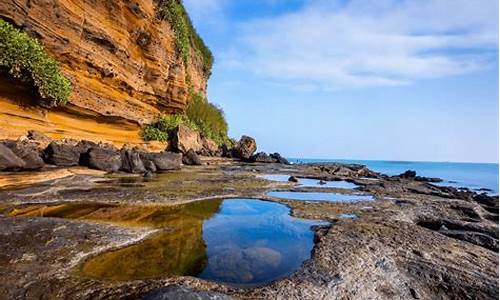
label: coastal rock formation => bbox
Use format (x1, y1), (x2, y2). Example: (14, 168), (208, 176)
(140, 151), (182, 171)
(182, 149), (202, 166)
(172, 125), (203, 154)
(0, 143), (25, 170)
(0, 0), (208, 144)
(232, 136), (257, 160)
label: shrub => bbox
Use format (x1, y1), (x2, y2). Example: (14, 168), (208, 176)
(141, 114), (198, 142)
(141, 92), (231, 146)
(0, 19), (71, 107)
(186, 91), (229, 145)
(158, 0), (213, 77)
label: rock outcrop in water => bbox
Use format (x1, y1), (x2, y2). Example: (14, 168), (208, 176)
(0, 0), (208, 145)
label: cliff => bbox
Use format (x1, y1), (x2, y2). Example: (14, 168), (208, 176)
(0, 0), (209, 145)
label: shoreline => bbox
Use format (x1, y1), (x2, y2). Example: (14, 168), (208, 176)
(0, 154), (498, 299)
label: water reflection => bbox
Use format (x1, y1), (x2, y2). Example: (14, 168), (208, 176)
(267, 191), (374, 202)
(10, 199), (323, 287)
(259, 174), (357, 189)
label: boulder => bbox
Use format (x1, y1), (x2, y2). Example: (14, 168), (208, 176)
(120, 149), (146, 173)
(270, 153), (290, 165)
(43, 140), (84, 166)
(201, 137), (220, 156)
(182, 149), (202, 166)
(251, 152), (276, 163)
(82, 147), (122, 172)
(288, 176), (299, 183)
(232, 136), (257, 160)
(0, 144), (25, 171)
(144, 160), (157, 173)
(172, 125), (202, 154)
(399, 170), (417, 179)
(140, 152), (182, 171)
(1, 140), (44, 170)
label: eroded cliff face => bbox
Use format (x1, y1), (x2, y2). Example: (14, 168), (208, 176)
(0, 0), (208, 145)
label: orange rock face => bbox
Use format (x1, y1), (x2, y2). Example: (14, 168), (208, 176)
(0, 0), (208, 143)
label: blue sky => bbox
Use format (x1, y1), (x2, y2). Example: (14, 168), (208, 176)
(184, 0), (499, 163)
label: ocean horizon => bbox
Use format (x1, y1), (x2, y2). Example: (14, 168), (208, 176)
(288, 158), (499, 195)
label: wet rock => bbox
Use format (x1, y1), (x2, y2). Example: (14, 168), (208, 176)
(251, 152), (276, 163)
(232, 136), (257, 160)
(319, 180), (327, 185)
(182, 149), (202, 166)
(120, 149), (146, 173)
(143, 171), (154, 179)
(1, 140), (44, 170)
(172, 125), (202, 154)
(82, 147), (122, 172)
(288, 176), (299, 183)
(140, 286), (233, 300)
(140, 152), (182, 171)
(270, 152), (290, 165)
(398, 170), (442, 182)
(0, 143), (25, 170)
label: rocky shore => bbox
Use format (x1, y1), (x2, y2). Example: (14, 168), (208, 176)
(0, 130), (288, 176)
(0, 134), (498, 300)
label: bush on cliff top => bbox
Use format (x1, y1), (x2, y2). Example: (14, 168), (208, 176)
(186, 91), (229, 145)
(0, 19), (71, 107)
(159, 0), (214, 78)
(141, 92), (231, 146)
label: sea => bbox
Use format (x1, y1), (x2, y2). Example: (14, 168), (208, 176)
(288, 158), (499, 195)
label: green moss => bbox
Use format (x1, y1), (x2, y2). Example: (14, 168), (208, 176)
(0, 19), (71, 106)
(159, 0), (213, 78)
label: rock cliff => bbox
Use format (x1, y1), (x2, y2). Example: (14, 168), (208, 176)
(0, 0), (208, 145)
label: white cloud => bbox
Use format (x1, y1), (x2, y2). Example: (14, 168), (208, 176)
(222, 0), (498, 90)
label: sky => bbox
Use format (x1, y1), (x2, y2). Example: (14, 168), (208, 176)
(184, 0), (499, 163)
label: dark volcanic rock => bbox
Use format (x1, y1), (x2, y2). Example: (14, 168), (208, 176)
(43, 140), (81, 166)
(143, 160), (157, 173)
(140, 152), (182, 171)
(0, 143), (25, 170)
(182, 149), (202, 166)
(399, 170), (417, 179)
(1, 140), (44, 170)
(270, 152), (290, 164)
(82, 147), (122, 172)
(251, 152), (276, 163)
(120, 149), (146, 173)
(398, 170), (442, 183)
(232, 136), (257, 160)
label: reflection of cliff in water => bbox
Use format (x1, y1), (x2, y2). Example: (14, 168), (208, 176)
(80, 199), (223, 280)
(9, 199), (223, 281)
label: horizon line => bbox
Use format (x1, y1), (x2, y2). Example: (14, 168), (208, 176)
(285, 157), (499, 165)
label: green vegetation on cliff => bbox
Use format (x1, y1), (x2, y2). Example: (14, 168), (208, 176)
(142, 92), (231, 146)
(0, 19), (71, 106)
(159, 0), (214, 77)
